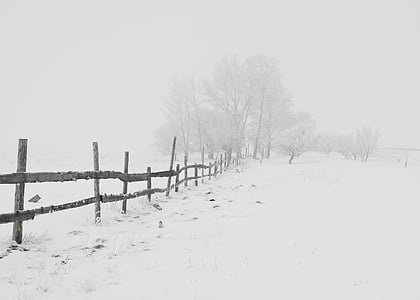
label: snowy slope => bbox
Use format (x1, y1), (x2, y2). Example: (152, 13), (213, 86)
(1, 153), (420, 299)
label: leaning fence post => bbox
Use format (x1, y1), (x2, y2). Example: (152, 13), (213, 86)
(194, 163), (198, 186)
(175, 164), (180, 192)
(214, 160), (218, 177)
(92, 142), (101, 224)
(166, 136), (177, 197)
(12, 138), (28, 244)
(184, 155), (188, 187)
(220, 154), (223, 174)
(122, 151), (129, 214)
(147, 166), (152, 202)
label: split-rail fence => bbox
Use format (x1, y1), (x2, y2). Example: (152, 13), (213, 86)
(0, 137), (246, 244)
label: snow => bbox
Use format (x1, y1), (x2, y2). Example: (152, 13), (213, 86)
(1, 151), (420, 299)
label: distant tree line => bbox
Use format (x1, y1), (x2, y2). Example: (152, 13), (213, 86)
(314, 127), (381, 162)
(154, 54), (381, 164)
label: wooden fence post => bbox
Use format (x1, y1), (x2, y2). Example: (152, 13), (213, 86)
(214, 160), (218, 177)
(194, 163), (198, 186)
(147, 166), (152, 202)
(201, 147), (205, 183)
(175, 164), (180, 192)
(122, 151), (129, 214)
(224, 152), (227, 169)
(184, 155), (188, 187)
(208, 163), (212, 180)
(220, 154), (223, 174)
(12, 138), (28, 244)
(92, 142), (101, 224)
(166, 136), (177, 197)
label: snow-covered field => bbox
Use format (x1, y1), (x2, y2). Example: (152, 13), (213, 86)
(1, 151), (420, 299)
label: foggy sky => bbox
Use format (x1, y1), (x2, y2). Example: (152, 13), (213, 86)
(1, 0), (419, 156)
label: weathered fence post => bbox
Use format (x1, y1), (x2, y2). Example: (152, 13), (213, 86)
(214, 160), (218, 177)
(184, 155), (188, 187)
(122, 151), (129, 214)
(224, 152), (227, 169)
(194, 163), (198, 186)
(166, 136), (177, 197)
(208, 163), (212, 180)
(201, 147), (205, 183)
(92, 142), (101, 224)
(220, 154), (223, 174)
(147, 166), (152, 202)
(12, 138), (28, 244)
(175, 164), (180, 192)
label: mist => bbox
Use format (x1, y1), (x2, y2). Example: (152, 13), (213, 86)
(1, 0), (419, 155)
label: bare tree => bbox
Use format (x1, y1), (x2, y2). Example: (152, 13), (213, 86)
(355, 127), (381, 162)
(200, 108), (230, 159)
(336, 134), (357, 159)
(154, 78), (195, 158)
(261, 85), (292, 158)
(242, 55), (281, 159)
(315, 133), (337, 155)
(203, 56), (253, 161)
(187, 77), (204, 152)
(170, 79), (192, 158)
(277, 113), (315, 164)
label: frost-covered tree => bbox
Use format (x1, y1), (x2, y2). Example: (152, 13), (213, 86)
(261, 88), (292, 159)
(335, 134), (357, 159)
(154, 78), (202, 159)
(242, 55), (282, 159)
(242, 55), (293, 159)
(315, 133), (337, 155)
(277, 113), (315, 164)
(200, 109), (230, 159)
(203, 56), (253, 160)
(355, 127), (381, 162)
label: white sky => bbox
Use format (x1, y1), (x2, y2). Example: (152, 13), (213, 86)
(1, 0), (419, 155)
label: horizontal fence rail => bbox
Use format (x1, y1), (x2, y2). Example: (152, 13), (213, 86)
(0, 187), (170, 224)
(0, 137), (249, 244)
(0, 165), (211, 185)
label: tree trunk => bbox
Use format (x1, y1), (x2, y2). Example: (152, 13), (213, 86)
(266, 141), (271, 159)
(227, 146), (233, 166)
(288, 154), (294, 164)
(252, 92), (266, 159)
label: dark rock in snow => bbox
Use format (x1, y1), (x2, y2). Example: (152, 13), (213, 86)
(153, 203), (162, 211)
(28, 194), (41, 203)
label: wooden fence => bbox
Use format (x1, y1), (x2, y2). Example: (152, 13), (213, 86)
(0, 138), (246, 244)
